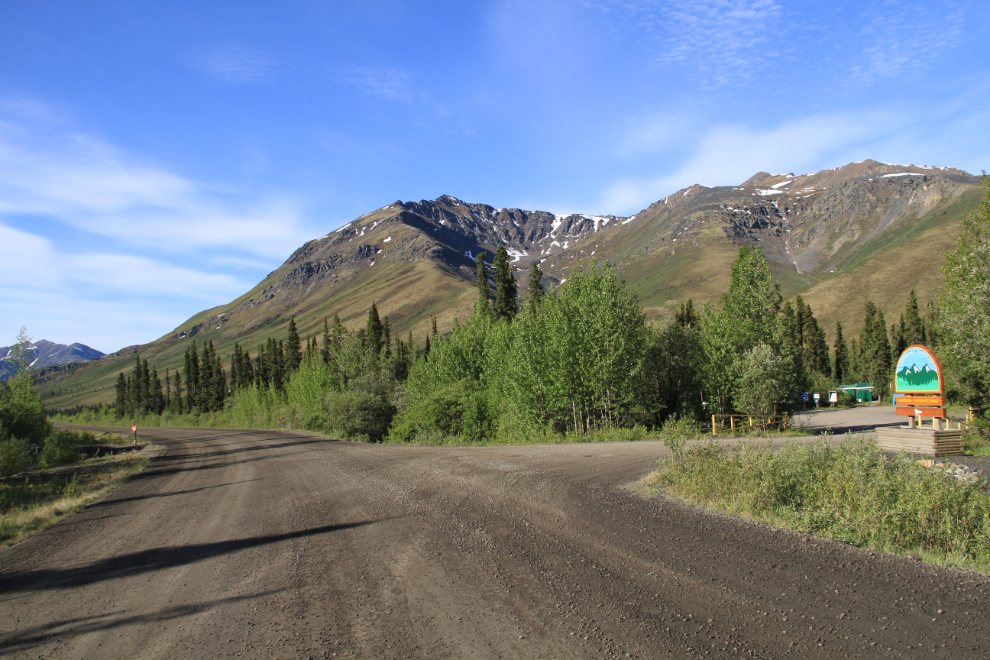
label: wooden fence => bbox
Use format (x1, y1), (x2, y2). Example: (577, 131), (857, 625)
(711, 414), (789, 435)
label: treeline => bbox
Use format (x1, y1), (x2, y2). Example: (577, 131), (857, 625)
(82, 243), (951, 443)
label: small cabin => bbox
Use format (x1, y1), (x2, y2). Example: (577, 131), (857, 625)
(839, 382), (873, 403)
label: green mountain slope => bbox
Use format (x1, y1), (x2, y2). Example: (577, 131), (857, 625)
(37, 161), (984, 409)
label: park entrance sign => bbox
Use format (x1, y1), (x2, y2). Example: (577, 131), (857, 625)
(876, 343), (964, 456)
(893, 344), (947, 422)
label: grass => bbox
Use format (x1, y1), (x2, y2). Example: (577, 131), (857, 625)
(643, 435), (990, 573)
(0, 447), (159, 546)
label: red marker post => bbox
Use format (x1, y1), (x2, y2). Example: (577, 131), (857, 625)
(132, 425), (138, 444)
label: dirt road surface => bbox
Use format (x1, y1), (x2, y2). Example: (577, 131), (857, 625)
(2, 427), (989, 659)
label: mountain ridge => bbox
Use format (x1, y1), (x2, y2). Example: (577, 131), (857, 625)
(34, 159), (984, 408)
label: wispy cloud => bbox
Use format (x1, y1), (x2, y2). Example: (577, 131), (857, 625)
(0, 100), (318, 351)
(600, 111), (903, 213)
(0, 111), (312, 260)
(347, 66), (415, 101)
(193, 46), (275, 83)
(591, 0), (783, 86)
(848, 1), (965, 86)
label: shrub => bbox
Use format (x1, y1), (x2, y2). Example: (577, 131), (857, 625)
(0, 437), (32, 476)
(38, 429), (81, 468)
(390, 378), (495, 443)
(656, 438), (990, 564)
(323, 375), (397, 442)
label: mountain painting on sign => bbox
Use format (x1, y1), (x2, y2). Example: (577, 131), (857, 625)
(895, 345), (943, 394)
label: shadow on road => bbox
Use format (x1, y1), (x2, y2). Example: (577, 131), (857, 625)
(85, 478), (267, 509)
(0, 589), (286, 653)
(0, 519), (395, 595)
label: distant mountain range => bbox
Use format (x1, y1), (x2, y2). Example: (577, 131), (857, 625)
(0, 340), (104, 381)
(34, 159), (985, 408)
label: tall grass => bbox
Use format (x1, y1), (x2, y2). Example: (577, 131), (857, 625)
(649, 437), (990, 571)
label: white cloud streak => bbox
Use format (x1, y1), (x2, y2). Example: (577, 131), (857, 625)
(0, 113), (312, 260)
(600, 111), (904, 213)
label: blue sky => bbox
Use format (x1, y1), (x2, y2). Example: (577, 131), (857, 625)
(1, 0), (988, 353)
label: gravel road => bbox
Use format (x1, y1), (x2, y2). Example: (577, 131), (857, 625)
(2, 427), (988, 659)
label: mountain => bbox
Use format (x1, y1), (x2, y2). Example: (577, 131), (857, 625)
(35, 160), (984, 408)
(0, 340), (104, 381)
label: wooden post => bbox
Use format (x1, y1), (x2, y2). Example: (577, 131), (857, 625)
(712, 414), (717, 436)
(730, 416), (735, 432)
(908, 416), (916, 429)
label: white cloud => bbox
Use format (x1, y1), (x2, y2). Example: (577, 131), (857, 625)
(193, 46), (275, 83)
(0, 223), (251, 351)
(599, 111), (903, 213)
(848, 3), (965, 86)
(0, 100), (320, 352)
(0, 110), (313, 260)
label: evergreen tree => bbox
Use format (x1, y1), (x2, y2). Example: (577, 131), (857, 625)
(114, 372), (127, 418)
(527, 260), (544, 313)
(474, 252), (490, 317)
(674, 299), (697, 328)
(286, 316), (302, 373)
(273, 340), (286, 392)
(860, 302), (893, 399)
(229, 346), (240, 392)
(801, 305), (829, 375)
(431, 316), (438, 337)
(321, 318), (331, 364)
(492, 244), (518, 321)
(904, 289), (924, 346)
(164, 368), (171, 412)
(172, 370), (183, 413)
(141, 359), (151, 413)
(186, 342), (199, 413)
(151, 367), (164, 414)
(383, 315), (392, 358)
(366, 303), (384, 356)
(833, 321), (848, 384)
(424, 334), (431, 362)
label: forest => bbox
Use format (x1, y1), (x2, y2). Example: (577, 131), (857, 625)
(56, 242), (957, 444)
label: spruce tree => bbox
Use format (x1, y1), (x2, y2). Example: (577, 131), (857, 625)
(383, 315), (392, 358)
(151, 367), (163, 414)
(904, 289), (924, 346)
(286, 316), (302, 373)
(492, 244), (518, 321)
(833, 321), (848, 384)
(431, 315), (438, 337)
(141, 359), (152, 413)
(172, 370), (182, 413)
(675, 299), (697, 328)
(474, 252), (490, 317)
(321, 318), (331, 364)
(114, 372), (127, 418)
(366, 303), (384, 356)
(527, 261), (544, 314)
(229, 346), (239, 392)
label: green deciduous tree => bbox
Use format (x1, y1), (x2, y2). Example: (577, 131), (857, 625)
(0, 328), (50, 445)
(936, 174), (990, 421)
